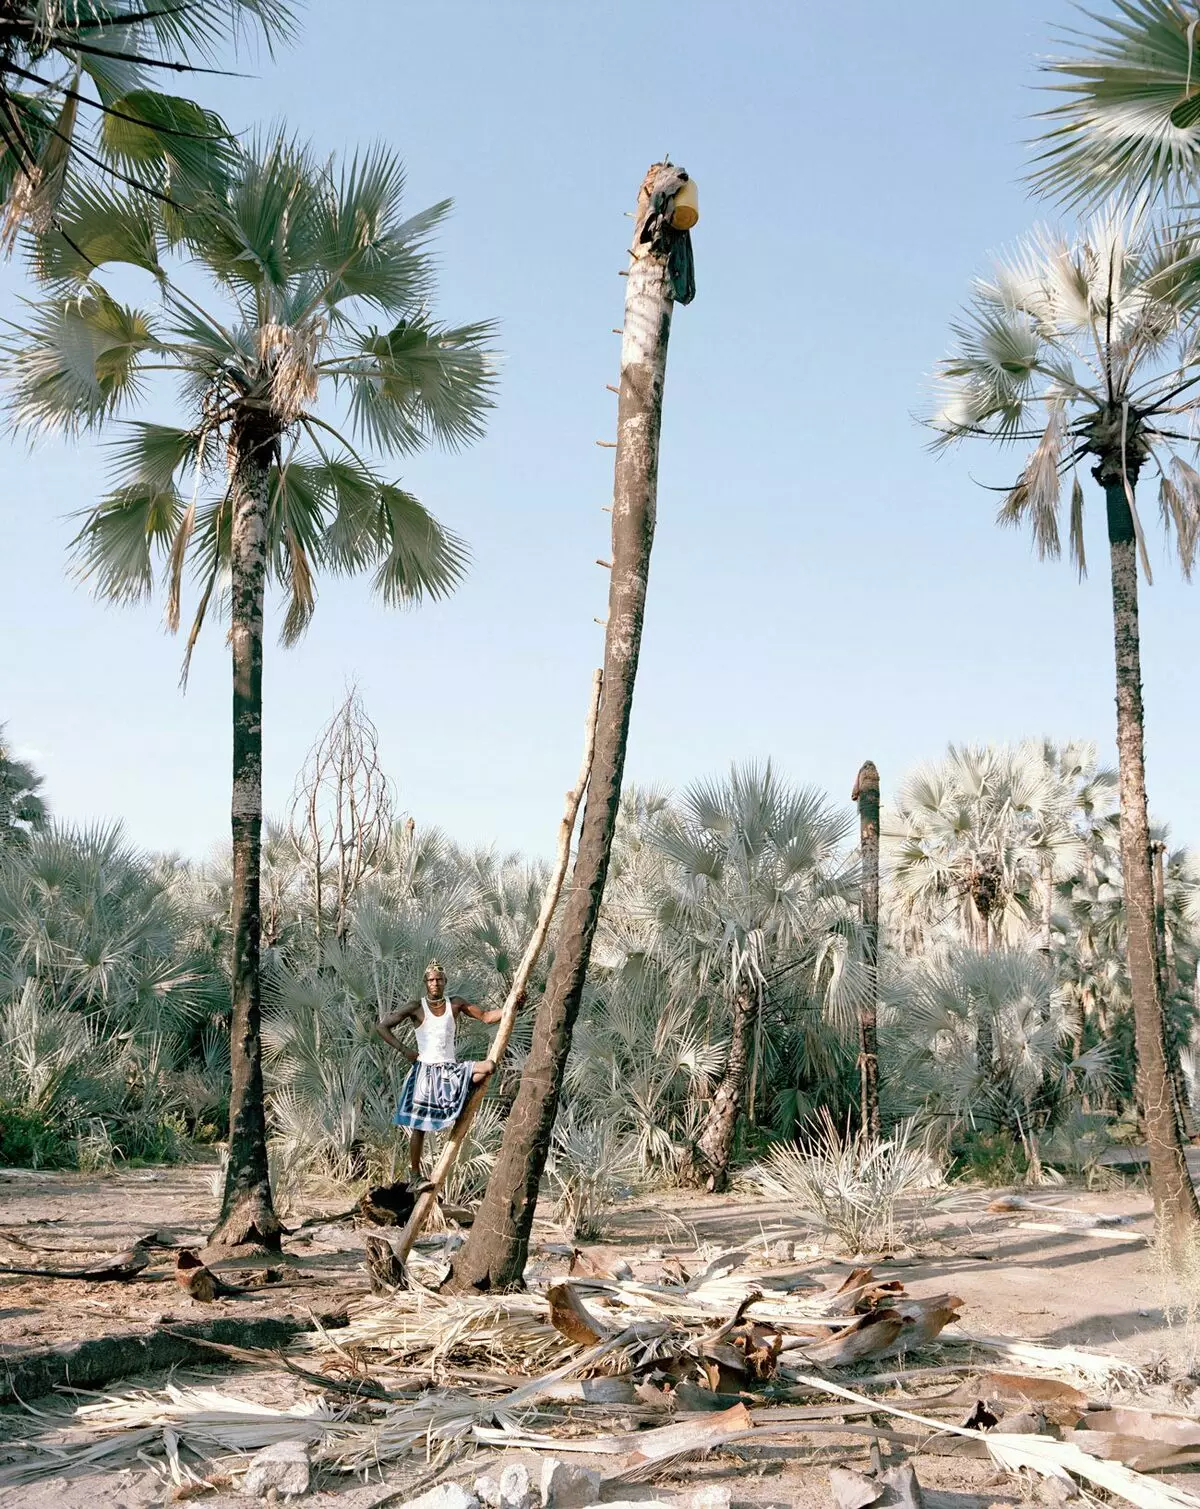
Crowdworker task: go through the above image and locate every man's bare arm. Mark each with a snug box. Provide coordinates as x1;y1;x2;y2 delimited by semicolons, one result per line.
376;1001;421;1060
454;997;503;1026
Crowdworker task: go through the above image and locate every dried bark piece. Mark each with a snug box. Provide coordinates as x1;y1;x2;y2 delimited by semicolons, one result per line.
547;1282;613;1345
972;1371;1088;1428
616;1402;754;1472
830;1466;882;1509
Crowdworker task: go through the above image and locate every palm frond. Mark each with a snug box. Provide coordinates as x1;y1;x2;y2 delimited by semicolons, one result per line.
71;479;183;603
5;286;158;430
997;398;1067;557
335;317;498;454
1160;453;1200;577
1031;0;1200;208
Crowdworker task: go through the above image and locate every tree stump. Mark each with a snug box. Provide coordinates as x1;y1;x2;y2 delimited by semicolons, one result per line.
364;1235;406;1293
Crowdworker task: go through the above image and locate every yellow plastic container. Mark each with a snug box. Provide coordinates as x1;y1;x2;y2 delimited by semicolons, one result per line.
671;178;699;231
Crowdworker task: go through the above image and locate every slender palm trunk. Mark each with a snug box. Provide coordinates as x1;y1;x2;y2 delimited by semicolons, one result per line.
1153;840;1197;1140
443;165;689;1293
694;988;756;1191
973;898;995;1090
1041;856;1054;954
853;760;881;1138
1102;477;1199;1253
210;417;281;1251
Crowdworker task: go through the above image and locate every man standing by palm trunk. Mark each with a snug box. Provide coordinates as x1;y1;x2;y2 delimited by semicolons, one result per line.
375;963;501;1191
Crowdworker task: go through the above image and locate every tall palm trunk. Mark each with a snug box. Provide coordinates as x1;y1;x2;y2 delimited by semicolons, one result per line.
443;164;691;1293
1102;474;1200;1253
973;889;995;1091
210;415;282;1251
853;760;881;1138
1153;840;1197;1140
694;987;756;1191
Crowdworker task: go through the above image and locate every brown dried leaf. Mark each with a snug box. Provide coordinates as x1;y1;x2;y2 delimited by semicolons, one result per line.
547;1281;613;1346
974;1371;1088;1427
616;1401;754;1472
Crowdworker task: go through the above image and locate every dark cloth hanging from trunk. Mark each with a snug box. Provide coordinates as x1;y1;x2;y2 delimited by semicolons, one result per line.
634;162;696;305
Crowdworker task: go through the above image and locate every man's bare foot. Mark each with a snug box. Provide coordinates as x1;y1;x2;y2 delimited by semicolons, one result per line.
471;1059;495;1084
410;1177;436;1197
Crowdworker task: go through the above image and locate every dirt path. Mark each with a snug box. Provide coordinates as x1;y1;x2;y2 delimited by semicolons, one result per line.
0;1164;1195;1509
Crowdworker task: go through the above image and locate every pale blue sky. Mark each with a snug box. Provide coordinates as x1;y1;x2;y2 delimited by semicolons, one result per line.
5;0;1195;861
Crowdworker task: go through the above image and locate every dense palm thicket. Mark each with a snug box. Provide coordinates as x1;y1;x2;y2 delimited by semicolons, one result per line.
3;722;1193;1208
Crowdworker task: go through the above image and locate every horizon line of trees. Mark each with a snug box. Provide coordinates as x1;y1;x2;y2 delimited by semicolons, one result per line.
3;717;1196;1205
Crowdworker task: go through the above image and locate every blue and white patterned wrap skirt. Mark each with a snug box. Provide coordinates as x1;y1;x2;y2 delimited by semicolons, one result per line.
394;1060;473;1132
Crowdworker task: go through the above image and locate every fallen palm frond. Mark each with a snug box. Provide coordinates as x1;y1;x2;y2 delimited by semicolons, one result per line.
304;1257;964;1388
987;1433;1200;1508
0;1386;339;1488
789;1374;1200;1509
945;1330;1144;1387
303;1288;578;1371
987;1194;1129;1225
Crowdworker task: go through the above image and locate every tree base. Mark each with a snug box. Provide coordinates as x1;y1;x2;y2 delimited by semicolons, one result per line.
209;1182;283;1253
441;1250;527;1295
677;1146;728;1193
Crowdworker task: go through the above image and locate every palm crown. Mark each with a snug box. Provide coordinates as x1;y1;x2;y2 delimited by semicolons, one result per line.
887;742;1094;951
650;762;856;1009
4;135;496;653
932;205;1200;580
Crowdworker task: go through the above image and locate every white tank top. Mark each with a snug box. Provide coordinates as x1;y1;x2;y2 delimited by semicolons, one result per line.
415;997;457;1064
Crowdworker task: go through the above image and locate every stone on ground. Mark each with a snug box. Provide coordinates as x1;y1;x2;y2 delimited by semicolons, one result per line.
829;1466;882;1509
498;1461;535;1509
474;1476;500;1508
1038;1478;1081;1504
401;1485;480;1509
241;1440;310;1499
688;1489;733;1509
540;1458;602;1509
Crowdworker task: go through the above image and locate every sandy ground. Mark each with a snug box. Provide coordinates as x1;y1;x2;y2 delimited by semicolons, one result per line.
1;1160;1197;1508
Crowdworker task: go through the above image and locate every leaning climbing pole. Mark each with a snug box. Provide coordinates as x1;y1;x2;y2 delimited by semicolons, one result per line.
391;669;603;1269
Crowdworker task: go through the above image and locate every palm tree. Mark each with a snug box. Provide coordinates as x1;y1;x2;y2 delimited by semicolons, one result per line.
888;742;1085;957
1030;0;1200;208
3;136;495;1247
890;946;1111;1155
932;204;1200;1253
650;761;856;1191
0;0;293;236
0;725;48;849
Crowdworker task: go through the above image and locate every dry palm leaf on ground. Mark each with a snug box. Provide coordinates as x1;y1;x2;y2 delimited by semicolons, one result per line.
0;1247;1173;1504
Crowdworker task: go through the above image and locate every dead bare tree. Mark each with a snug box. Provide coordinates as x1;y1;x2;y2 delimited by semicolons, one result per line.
288;686;394;949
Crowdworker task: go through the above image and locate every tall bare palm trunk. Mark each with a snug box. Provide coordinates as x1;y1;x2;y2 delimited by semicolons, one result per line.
853;760;881;1138
443;164;692;1294
694;987;756;1191
211;416;282;1251
1102;475;1200;1253
1154;833;1196;1140
972;895;995;1091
